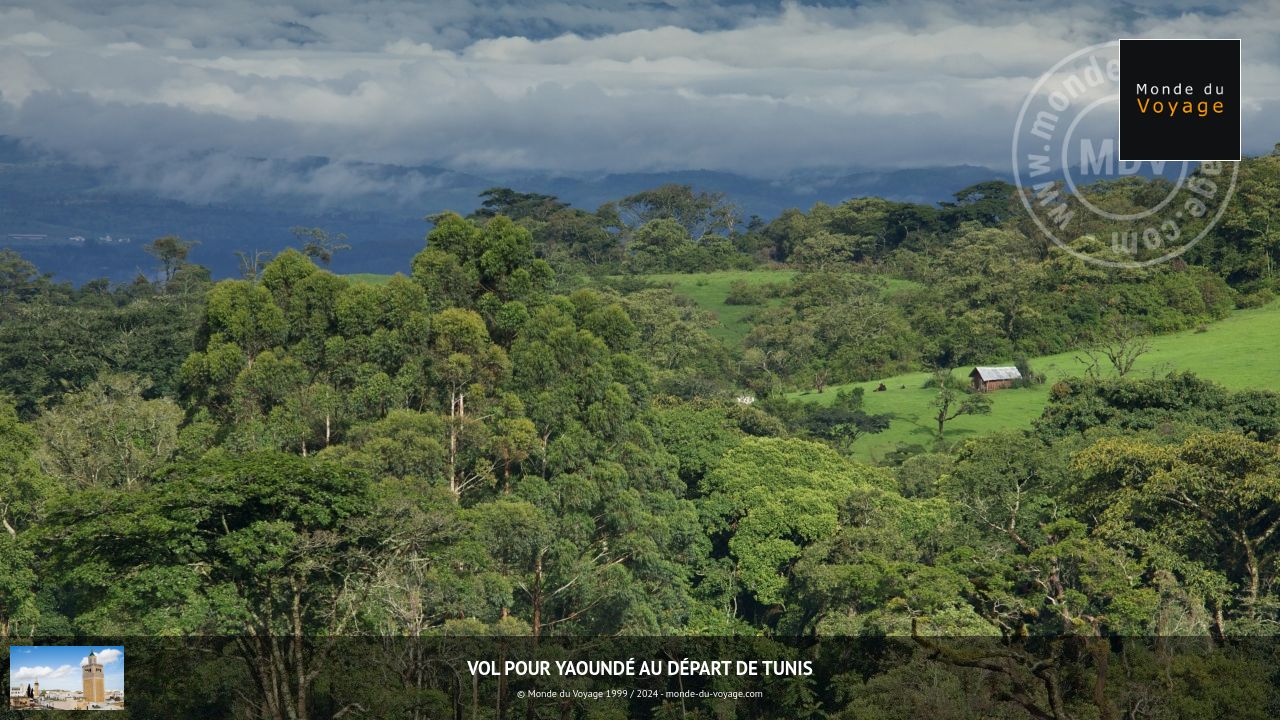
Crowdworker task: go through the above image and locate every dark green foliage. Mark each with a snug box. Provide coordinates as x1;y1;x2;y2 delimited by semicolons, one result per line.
760;388;892;453
1037;372;1280;442
142;235;198;281
615;183;738;239
0;270;205;418
1013;355;1044;387
743;271;917;390
470;187;569;222
724;279;781;305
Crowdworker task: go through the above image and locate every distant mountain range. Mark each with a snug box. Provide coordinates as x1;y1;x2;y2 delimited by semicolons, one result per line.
0;136;1006;283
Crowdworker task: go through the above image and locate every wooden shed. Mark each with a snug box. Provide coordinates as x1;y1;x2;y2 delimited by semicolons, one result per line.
969;366;1022;392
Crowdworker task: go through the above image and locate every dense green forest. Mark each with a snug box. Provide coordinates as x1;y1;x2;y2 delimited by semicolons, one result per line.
3;152;1280;718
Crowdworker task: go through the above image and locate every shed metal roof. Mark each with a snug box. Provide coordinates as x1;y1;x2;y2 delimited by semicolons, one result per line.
971;366;1022;381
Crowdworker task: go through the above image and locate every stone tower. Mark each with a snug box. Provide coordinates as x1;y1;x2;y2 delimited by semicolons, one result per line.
82;652;105;703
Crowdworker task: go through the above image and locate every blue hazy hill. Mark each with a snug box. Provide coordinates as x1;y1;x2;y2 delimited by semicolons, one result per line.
0;138;1005;283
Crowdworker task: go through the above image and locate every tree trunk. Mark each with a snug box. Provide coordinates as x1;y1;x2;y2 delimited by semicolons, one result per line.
1241;532;1261;611
448;391;466;498
1088;637;1117;720
292;581;309;720
531;552;544;639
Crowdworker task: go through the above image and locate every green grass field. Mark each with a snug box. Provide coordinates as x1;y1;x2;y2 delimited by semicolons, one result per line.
639;270;796;343
792;300;1280;463
345;272;395;285
640;270;919;344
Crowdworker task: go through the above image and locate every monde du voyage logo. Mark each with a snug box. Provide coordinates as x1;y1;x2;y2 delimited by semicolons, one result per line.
1013;39;1241;268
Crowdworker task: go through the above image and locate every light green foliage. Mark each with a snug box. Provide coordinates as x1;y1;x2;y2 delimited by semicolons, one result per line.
412;212;552;312
746;271;918;391
0;398;48;639
1077;432;1280;631
652;404;743;488
784;483;979;636
616;287;734;396
36;374;183;489
0;529;38;640
342;272;392;285
702;437;893;606
318;410;446;482
0;398;49;535
627;218;695;273
939;433;1163;640
203;279;287;361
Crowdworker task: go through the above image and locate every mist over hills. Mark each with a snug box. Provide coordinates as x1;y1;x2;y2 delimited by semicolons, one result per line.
0;136;1006;283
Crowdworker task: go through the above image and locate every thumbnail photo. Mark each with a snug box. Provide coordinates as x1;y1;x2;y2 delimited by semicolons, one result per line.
8;647;124;711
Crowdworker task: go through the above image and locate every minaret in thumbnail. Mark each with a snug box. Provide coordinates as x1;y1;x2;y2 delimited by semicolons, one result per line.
82;652;105;703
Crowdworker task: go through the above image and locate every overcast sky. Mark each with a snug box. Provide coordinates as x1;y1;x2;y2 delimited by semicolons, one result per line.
2;0;1279;186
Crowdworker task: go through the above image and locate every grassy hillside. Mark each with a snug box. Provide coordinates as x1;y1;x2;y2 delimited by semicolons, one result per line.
639;270;920;344
792;300;1280;463
639;270;796;343
346;272;395;285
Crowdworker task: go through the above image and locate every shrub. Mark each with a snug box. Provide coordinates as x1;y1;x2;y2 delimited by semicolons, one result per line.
1238;288;1276;309
725;280;768;306
1014;356;1045;387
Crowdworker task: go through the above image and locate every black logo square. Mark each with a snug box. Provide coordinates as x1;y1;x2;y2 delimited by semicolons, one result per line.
1119;39;1240;161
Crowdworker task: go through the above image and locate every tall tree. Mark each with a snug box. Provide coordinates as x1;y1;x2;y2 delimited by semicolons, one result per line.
701;437;894;611
932;369;992;440
1077;432;1280;632
0;397;55;642
47;452;375;720
470;188;568;222
144;235;198;282
428;308;511;499
615;184;738;238
291;227;351;267
36;374;183;489
0;400;42;537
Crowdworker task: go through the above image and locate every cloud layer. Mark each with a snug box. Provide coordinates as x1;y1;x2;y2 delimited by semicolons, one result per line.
2;0;1278;198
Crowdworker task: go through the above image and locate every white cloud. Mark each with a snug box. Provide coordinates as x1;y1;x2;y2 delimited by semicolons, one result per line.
80;648;122;666
12;664;75;681
0;0;1276;197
